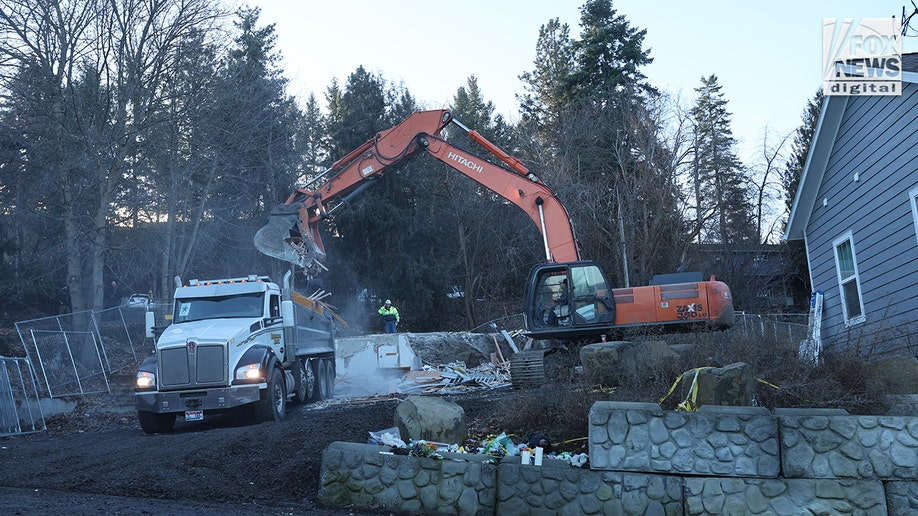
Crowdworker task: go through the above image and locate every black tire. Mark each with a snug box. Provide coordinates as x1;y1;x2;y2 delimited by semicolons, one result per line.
295;358;315;403
254;368;286;423
324;359;335;398
138;411;176;434
315;358;328;401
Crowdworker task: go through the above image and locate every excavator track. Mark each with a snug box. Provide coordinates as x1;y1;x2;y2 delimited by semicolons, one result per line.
509;350;546;388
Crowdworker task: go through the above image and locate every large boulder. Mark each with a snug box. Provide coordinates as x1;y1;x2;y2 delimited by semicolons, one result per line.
580;340;679;387
394;395;467;445
677;362;755;408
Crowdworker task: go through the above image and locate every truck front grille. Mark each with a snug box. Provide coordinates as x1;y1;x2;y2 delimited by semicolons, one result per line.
160;343;227;388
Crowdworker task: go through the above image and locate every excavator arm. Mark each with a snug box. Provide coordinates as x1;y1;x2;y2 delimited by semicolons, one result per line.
255;109;581;275
257;109;734;341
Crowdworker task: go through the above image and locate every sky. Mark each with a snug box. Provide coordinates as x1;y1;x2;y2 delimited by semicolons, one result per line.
247;0;917;163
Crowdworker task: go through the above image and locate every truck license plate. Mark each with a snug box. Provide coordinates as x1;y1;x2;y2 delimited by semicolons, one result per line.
185;410;204;421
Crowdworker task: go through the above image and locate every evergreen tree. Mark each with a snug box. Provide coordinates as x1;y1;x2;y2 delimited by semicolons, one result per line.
565;0;654;103
518;18;575;134
324;66;388;157
782;90;823;218
442;77;541;326
203;7;302;279
141;28;223;296
781;89;823;298
212;7;301;213
519;0;654;136
519;0;685;287
689;74;755;245
295;92;326;185
322;68;455;331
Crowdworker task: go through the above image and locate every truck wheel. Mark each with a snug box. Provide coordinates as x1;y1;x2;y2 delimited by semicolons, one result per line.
315;359;328;401
324;359;335;398
295;358;314;403
255;368;286;423
138;411;176;434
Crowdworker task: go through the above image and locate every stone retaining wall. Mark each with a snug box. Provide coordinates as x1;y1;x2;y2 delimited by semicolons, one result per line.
319;441;497;514
319;402;918;515
588;402;780;477
777;407;918;479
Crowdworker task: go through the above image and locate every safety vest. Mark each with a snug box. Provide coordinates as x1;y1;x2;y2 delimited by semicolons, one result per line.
378;305;399;322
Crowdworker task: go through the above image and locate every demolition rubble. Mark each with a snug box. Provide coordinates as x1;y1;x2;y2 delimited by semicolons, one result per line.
332;332;518;399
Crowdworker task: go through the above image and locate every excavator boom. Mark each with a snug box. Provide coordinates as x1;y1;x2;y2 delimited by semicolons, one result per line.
255;110;580;276
256;109;734;340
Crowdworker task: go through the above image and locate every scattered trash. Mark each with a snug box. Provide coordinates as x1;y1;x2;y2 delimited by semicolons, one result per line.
480;432;518;457
368;427;405;448
407;440;441;458
555;452;590;468
367;426;590;468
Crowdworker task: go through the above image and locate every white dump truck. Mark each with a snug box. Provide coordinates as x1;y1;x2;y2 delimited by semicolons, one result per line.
134;272;336;434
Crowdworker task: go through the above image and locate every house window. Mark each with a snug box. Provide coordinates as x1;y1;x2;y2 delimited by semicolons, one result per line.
833;232;865;325
910;186;918;245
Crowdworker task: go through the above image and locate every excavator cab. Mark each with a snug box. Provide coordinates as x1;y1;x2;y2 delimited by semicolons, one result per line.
523;261;616;340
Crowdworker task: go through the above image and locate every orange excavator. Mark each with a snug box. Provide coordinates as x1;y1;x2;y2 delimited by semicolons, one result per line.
255;109;733;341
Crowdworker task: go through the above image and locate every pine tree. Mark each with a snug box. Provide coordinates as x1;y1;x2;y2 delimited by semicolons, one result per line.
519;0;686;286
205;7;303;277
296;93;326;185
566;0;654;103
781;89;823;298
689;74;755;245
518;18;575;134
782;90;823;217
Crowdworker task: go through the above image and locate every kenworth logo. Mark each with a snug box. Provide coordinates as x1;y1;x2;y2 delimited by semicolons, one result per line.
448;151;483;173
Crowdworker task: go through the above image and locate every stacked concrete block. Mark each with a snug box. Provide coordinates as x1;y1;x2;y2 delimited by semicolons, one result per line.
318;441;497;515
777;408;918;479
684;477;887;514
885;481;918;514
495;456;681;515
588;401;780;477
318;404;918;515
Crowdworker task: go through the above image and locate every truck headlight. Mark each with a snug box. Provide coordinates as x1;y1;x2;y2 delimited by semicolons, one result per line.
136;371;156;389
235;363;263;381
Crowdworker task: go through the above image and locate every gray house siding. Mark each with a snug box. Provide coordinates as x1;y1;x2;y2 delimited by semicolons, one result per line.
803;82;918;354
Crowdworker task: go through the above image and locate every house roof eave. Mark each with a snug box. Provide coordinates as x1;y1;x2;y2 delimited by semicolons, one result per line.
783;94;849;241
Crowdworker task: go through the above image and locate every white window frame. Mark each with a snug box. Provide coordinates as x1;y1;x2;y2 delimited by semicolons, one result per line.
910;185;918;246
832;231;865;326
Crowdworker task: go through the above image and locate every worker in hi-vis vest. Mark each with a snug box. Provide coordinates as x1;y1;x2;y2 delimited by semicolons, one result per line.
378;299;400;333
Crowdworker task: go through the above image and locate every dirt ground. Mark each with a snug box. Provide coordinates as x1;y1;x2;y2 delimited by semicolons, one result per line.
0;372;583;515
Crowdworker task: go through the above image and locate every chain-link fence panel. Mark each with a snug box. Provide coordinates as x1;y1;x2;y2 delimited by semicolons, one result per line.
93;306;153;373
26;329;109;397
0;357;45;437
731;312;808;344
14;305;157;398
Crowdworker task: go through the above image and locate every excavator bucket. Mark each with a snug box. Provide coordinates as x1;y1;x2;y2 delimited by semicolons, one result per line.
254;204;320;270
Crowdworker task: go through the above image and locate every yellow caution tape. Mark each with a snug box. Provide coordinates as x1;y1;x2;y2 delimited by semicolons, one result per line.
660;369;802;411
755;377;780;390
659;367;713;411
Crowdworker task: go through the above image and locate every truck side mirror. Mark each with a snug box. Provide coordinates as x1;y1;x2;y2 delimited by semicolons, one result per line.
145;311;155;338
281;299;294;328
